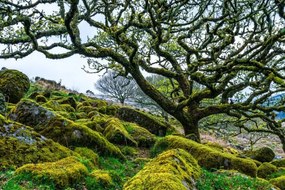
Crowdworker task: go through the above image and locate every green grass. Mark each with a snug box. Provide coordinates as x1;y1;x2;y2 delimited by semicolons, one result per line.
0;170;55;190
196;169;274;190
0;156;146;190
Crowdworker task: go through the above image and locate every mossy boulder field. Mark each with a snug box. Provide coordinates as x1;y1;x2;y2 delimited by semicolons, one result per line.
0;69;285;190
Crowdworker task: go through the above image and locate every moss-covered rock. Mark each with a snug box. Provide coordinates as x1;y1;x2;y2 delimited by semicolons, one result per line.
248;147;275;163
76;120;104;133
99;105;119;115
123;148;201;190
35;94;48;103
270;176;285;190
117;107;167;136
103;118;137;147
42;100;70;112
77;105;97;114
0;69;30;103
0;114;76;168
152;135;257;177
9;99;124;159
58;96;77;109
272;159;285;167
123;122;156;147
257;162;277;179
15;156;88;188
90;169;114;187
0;93;6;115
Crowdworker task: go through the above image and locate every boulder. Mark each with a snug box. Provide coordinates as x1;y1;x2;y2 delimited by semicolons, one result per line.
9;99;124;159
0;93;6;115
16;156;88;188
103;118;138;147
257;162;277;179
249;147;275;163
152;135;258;177
0;114;76;168
0;69;30;103
123;149;201;190
117;107;167;136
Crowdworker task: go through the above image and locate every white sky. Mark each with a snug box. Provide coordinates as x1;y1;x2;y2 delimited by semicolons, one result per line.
1;52;100;93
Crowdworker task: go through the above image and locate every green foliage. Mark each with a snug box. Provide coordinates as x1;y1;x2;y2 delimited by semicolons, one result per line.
196;169;275;190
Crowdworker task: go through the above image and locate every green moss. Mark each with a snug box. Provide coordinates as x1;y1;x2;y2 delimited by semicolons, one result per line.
74;112;88;119
43;101;76;113
271;159;285;167
257;162;278;179
98;105;119;115
75;120;104;133
15;156;88;188
123;148;201;190
120;146;139;156
9;99;125;159
123;122;156;147
89;169;113;186
77;105;97;114
152;135;257;177
0;69;30;103
58;96;77;109
248;147;275;163
74;147;99;167
103;118;137;147
270;176;285;190
0;115;76;169
117;107;167;136
35;95;47;103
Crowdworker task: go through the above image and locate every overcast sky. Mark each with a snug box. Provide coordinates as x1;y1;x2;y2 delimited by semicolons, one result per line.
1;52;101;94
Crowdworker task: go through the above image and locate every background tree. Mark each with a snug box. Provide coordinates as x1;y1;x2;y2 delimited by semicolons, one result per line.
95;71;136;104
2;1;285;148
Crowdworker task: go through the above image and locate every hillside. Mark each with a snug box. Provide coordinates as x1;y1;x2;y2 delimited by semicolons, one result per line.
1;69;285;190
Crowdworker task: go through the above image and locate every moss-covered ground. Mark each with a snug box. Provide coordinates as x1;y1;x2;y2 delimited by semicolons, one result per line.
1;80;285;190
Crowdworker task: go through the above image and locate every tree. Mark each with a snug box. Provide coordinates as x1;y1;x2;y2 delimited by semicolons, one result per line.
95;71;136;104
2;0;285;147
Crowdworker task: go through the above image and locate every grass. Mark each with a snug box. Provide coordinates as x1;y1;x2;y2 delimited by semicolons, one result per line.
196;169;274;190
0;156;146;190
0;170;55;190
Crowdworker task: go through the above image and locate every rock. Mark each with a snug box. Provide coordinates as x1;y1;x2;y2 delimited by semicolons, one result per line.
90;169;114;187
117;107;167;136
271;158;285;167
15;156;88;188
257;162;277;179
0;114;76;168
9;99;125;159
0;69;30;103
103;118;138;147
250;147;275;163
270;176;285;190
152;135;258;177
123;122;156;147
123;149;201;190
0;93;6;115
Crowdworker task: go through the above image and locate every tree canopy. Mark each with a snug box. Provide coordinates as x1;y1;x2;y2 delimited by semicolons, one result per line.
2;0;285;148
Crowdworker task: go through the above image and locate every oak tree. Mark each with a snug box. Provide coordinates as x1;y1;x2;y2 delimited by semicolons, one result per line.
2;0;285;148
95;71;136;104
